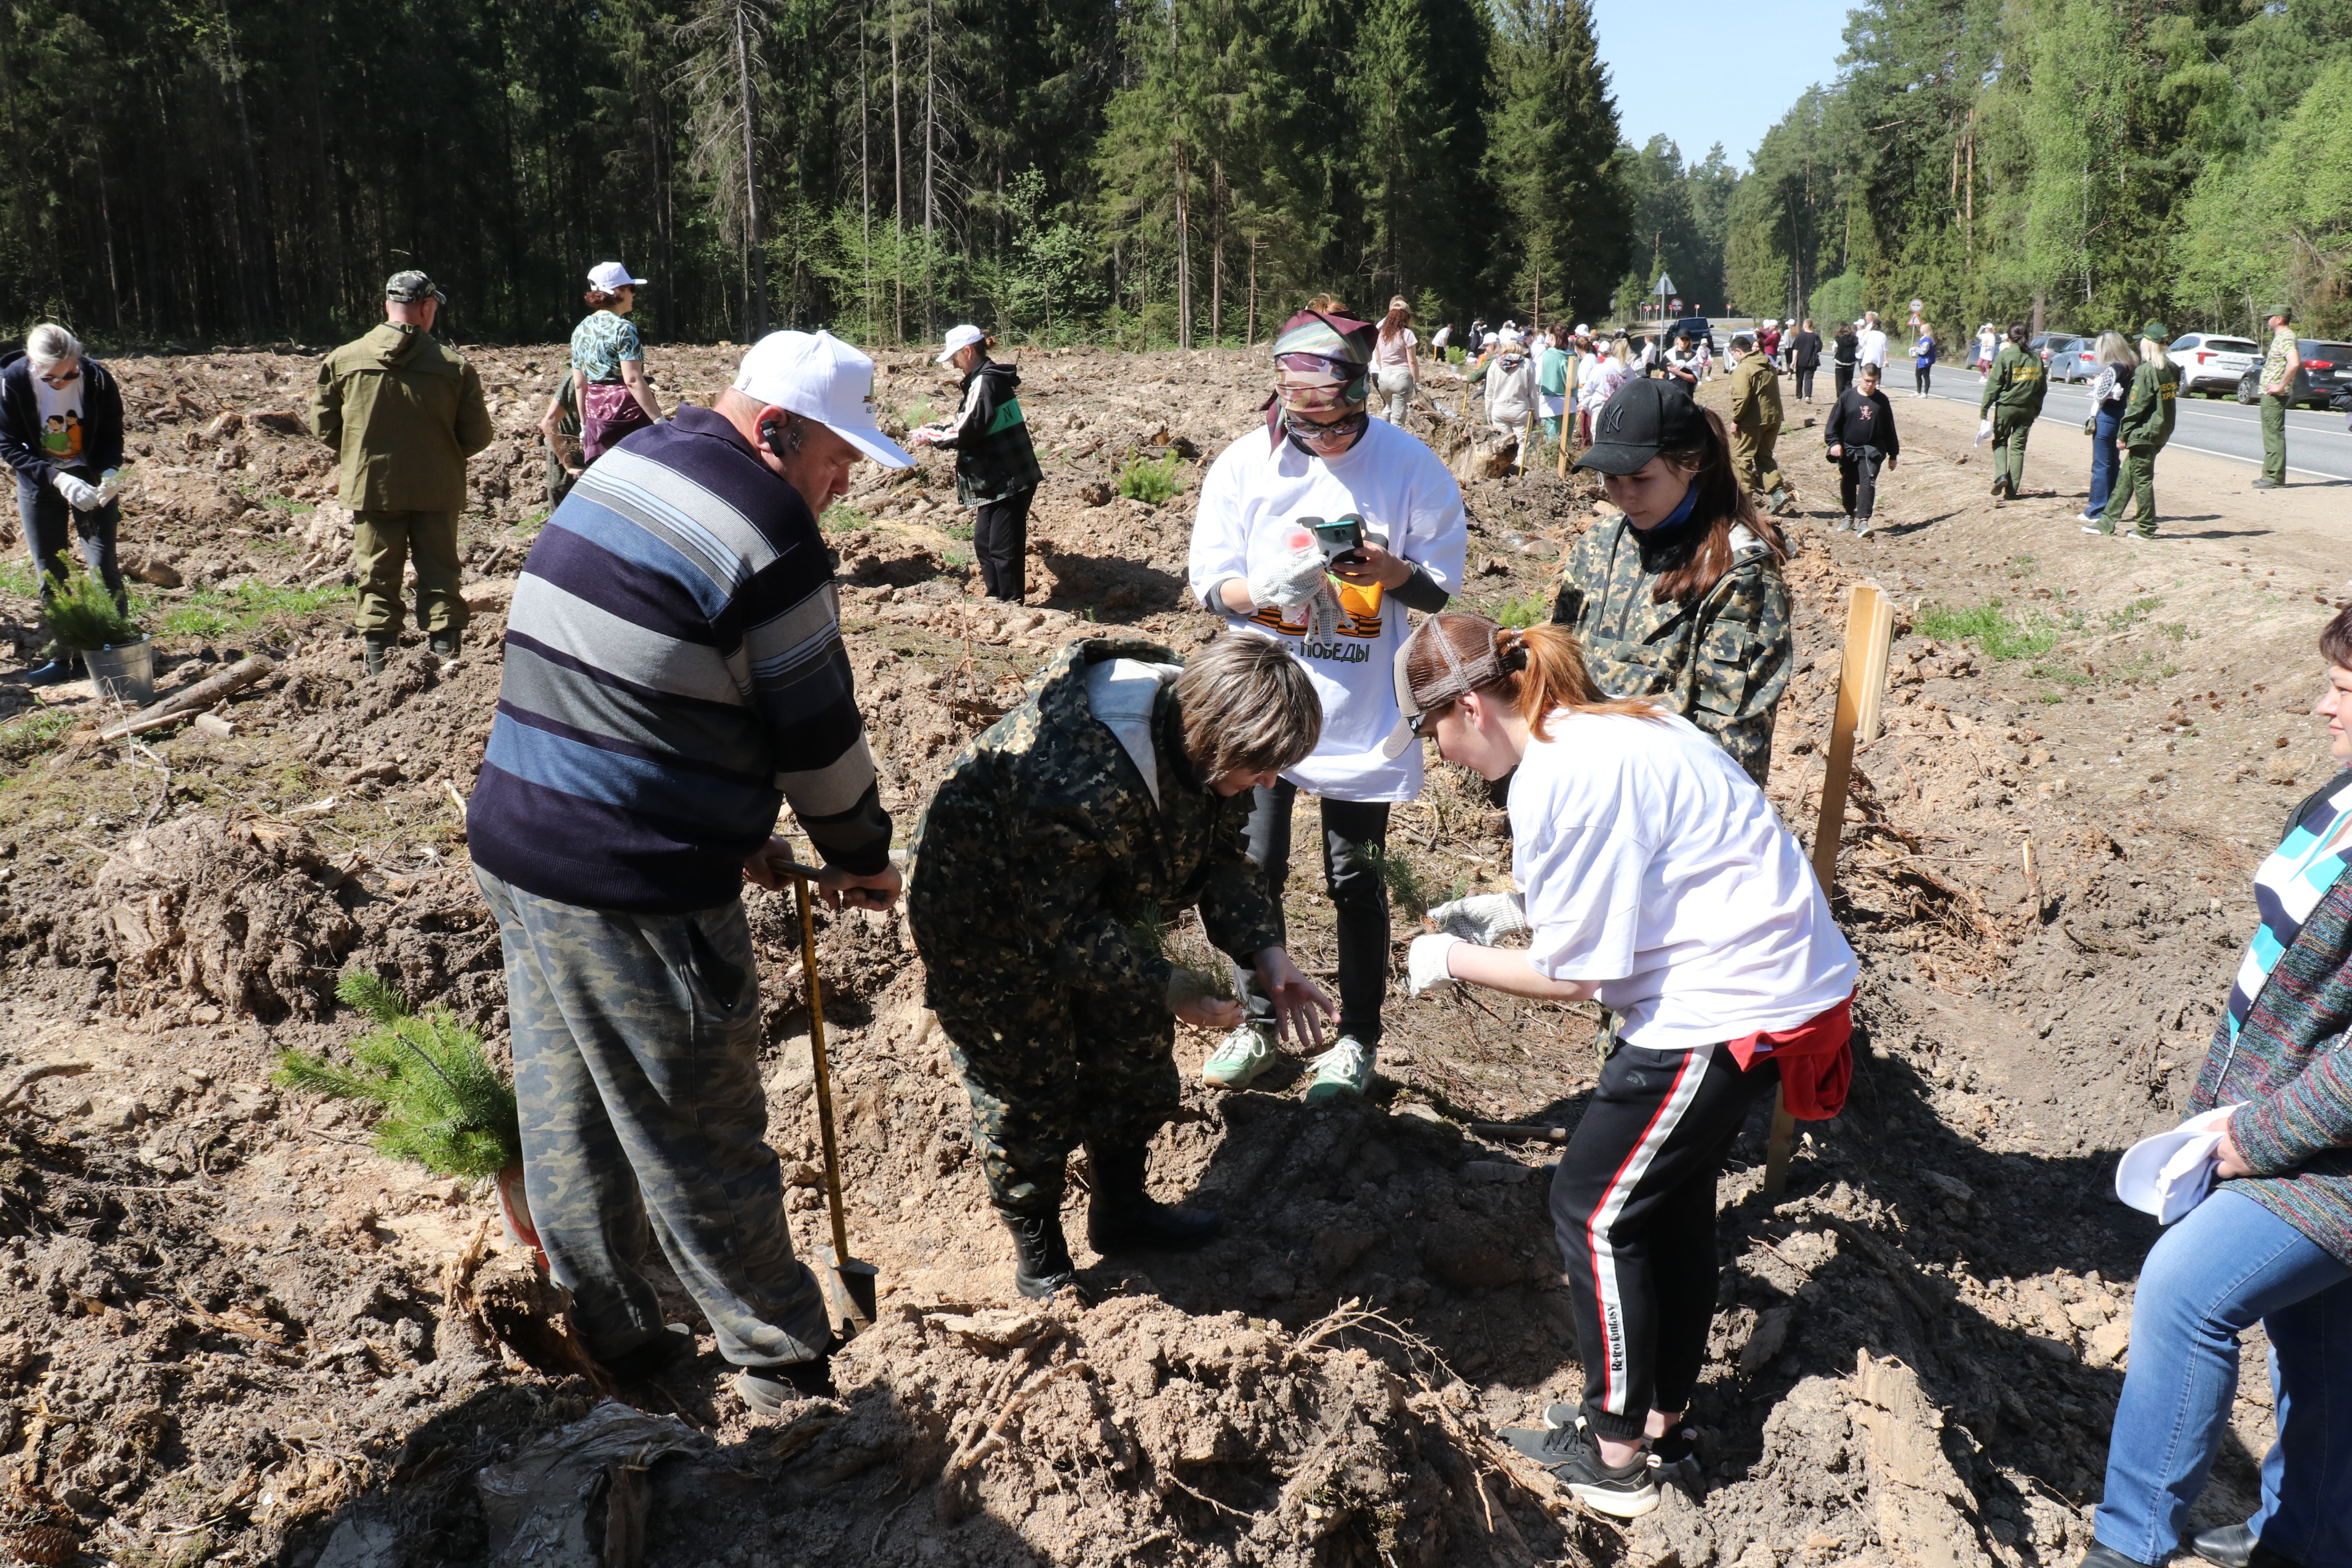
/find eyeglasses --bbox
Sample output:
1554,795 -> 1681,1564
1275,352 -> 1362,380
1284,409 -> 1370,444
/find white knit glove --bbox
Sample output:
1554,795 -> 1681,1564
96,467 -> 123,505
53,472 -> 102,512
1426,892 -> 1529,946
1973,418 -> 1993,446
1407,934 -> 1462,999
1247,545 -> 1332,616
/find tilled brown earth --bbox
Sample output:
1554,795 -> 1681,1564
0,348 -> 2323,1566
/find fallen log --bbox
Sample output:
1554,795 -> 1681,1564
95,655 -> 276,742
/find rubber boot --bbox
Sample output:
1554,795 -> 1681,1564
1085,1141 -> 1221,1253
428,630 -> 459,658
363,635 -> 393,677
2191,1526 -> 2255,1568
24,653 -> 81,686
1002,1209 -> 1078,1299
2080,1543 -> 2161,1568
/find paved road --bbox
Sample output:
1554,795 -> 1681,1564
1909,367 -> 2352,483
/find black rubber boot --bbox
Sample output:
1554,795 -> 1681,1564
1002,1209 -> 1078,1299
428,630 -> 459,657
1085,1141 -> 1221,1253
363,636 -> 392,676
2192,1526 -> 2255,1568
2080,1541 -> 2161,1568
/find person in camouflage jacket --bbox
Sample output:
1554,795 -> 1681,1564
1557,378 -> 1793,787
906,635 -> 1333,1298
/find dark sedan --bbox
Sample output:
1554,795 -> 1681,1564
2236,340 -> 2352,409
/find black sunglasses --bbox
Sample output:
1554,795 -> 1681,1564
1284,408 -> 1370,443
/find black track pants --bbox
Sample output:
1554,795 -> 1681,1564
973,486 -> 1034,601
1550,1040 -> 1780,1442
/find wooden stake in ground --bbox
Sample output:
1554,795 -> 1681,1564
1766,580 -> 1894,1197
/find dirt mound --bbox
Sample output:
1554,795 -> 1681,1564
86,807 -> 358,1020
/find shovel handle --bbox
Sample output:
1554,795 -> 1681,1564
794,873 -> 853,1265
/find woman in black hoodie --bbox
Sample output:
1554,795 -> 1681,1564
919,326 -> 1044,602
1823,359 -> 1899,536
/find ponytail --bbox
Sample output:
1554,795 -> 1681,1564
1408,615 -> 1661,746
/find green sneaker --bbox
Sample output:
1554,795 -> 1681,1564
1304,1035 -> 1375,1103
1202,1023 -> 1276,1090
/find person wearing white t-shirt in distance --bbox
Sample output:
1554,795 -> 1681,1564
1187,307 -> 1468,1103
1855,311 -> 1889,379
1390,612 -> 1857,1518
1371,296 -> 1420,424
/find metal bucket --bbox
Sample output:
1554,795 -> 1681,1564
83,637 -> 155,708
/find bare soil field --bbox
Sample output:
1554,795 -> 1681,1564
0,345 -> 2334,1567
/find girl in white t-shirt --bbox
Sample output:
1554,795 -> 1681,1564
1388,612 -> 1856,1519
1372,296 -> 1420,424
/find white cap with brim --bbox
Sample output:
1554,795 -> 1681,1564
732,329 -> 913,469
937,324 -> 986,365
587,261 -> 650,292
2114,1105 -> 2235,1224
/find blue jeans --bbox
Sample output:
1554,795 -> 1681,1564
2087,407 -> 2123,517
2095,1189 -> 2352,1567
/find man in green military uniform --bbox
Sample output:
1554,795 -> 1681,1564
1724,332 -> 1792,515
2092,321 -> 2180,540
313,270 -> 494,674
1978,320 -> 2045,502
906,635 -> 1334,1299
2256,308 -> 2301,490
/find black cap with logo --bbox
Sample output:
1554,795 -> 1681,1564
1573,377 -> 1709,477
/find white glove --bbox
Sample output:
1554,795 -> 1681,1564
96,467 -> 123,505
1973,417 -> 1993,446
1247,544 -> 1332,615
1407,934 -> 1463,999
1426,892 -> 1529,946
53,472 -> 102,512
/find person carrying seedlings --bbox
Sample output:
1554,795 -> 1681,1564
1391,612 -> 1857,1519
312,270 -> 494,674
906,635 -> 1336,1298
1552,377 -> 1793,786
0,322 -> 128,686
1185,305 -> 1467,1102
2087,323 -> 2180,542
1824,359 -> 1899,536
910,325 -> 1042,603
1978,320 -> 2045,504
2079,604 -> 2352,1568
1723,332 -> 1792,515
467,328 -> 911,1414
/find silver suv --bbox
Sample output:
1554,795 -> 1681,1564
2171,333 -> 2259,397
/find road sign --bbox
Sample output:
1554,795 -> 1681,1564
1670,298 -> 1683,312
1909,298 -> 1924,314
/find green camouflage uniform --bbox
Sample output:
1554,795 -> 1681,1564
2102,356 -> 2181,538
2260,327 -> 2297,486
906,638 -> 1280,1217
1978,341 -> 2046,498
474,866 -> 833,1370
1726,351 -> 1784,499
1551,515 -> 1794,786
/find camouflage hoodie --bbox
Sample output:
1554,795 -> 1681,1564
906,638 -> 1281,1006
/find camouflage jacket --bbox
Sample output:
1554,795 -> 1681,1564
1979,342 -> 2046,417
1726,352 -> 1782,432
906,638 -> 1280,1004
1550,515 -> 1793,786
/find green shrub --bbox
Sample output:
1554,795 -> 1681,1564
1492,593 -> 1546,629
273,968 -> 522,1180
1913,599 -> 2056,661
1116,453 -> 1183,505
43,557 -> 141,650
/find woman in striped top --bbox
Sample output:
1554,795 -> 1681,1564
2085,609 -> 2352,1568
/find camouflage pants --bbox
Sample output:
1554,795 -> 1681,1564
931,975 -> 1181,1218
474,867 -> 831,1368
1730,425 -> 1783,498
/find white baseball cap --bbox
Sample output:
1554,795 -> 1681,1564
587,261 -> 649,292
2114,1106 -> 2235,1224
1573,323 -> 1590,336
936,324 -> 987,365
731,330 -> 912,469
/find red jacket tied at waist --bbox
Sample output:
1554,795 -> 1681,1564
1727,992 -> 1854,1119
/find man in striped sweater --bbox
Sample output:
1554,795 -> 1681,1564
467,329 -> 909,1412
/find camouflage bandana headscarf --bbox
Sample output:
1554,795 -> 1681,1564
1265,309 -> 1378,445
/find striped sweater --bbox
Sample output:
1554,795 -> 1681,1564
467,405 -> 891,913
2189,770 -> 2352,1266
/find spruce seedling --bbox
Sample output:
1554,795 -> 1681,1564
42,555 -> 140,651
274,968 -> 523,1180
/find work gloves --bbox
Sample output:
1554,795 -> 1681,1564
1425,892 -> 1529,946
1248,543 -> 1332,617
97,467 -> 122,505
1407,934 -> 1461,999
53,472 -> 103,512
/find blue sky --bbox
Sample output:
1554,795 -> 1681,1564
1589,0 -> 1858,171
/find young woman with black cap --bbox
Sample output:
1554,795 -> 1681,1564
1551,378 -> 1793,786
1387,611 -> 1858,1517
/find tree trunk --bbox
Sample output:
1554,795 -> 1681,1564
922,0 -> 935,341
735,2 -> 767,339
1210,160 -> 1222,347
891,16 -> 904,344
861,0 -> 872,336
1174,140 -> 1191,350
216,0 -> 274,334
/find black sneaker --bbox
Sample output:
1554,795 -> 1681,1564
733,1336 -> 844,1412
1498,1417 -> 1658,1518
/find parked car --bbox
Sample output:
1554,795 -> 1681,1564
2050,339 -> 2101,383
1667,316 -> 1716,354
2235,340 -> 2352,408
2171,333 -> 2259,397
2027,332 -> 2082,373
